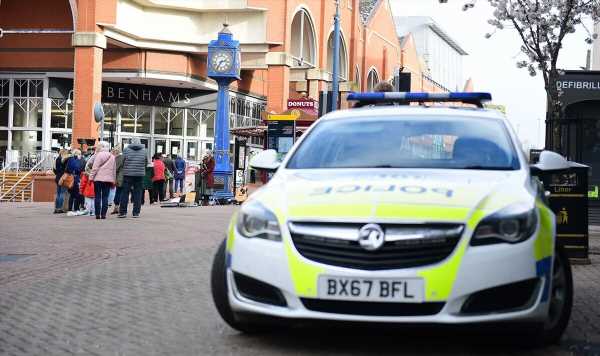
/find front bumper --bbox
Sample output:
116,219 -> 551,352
227,225 -> 551,324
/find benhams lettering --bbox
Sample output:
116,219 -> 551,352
311,185 -> 454,197
105,86 -> 192,104
557,81 -> 600,90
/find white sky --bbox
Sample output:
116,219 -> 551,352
390,0 -> 595,149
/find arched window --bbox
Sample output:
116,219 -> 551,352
326,32 -> 348,80
290,9 -> 317,66
354,65 -> 361,91
366,68 -> 379,91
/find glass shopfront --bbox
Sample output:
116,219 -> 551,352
0,78 -> 45,164
0,76 -> 266,167
47,79 -> 224,162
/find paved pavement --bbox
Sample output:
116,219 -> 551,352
0,203 -> 599,355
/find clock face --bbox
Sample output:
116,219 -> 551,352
211,50 -> 233,73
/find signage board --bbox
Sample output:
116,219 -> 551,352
556,71 -> 600,107
48,78 -> 213,108
267,113 -> 299,121
267,119 -> 296,156
538,165 -> 590,262
287,98 -> 318,116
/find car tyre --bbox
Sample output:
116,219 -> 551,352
529,245 -> 574,346
210,238 -> 275,334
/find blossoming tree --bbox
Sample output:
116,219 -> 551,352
466,0 -> 599,150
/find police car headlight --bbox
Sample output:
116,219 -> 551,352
236,200 -> 281,241
471,203 -> 538,246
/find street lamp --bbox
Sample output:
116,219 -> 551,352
330,0 -> 341,112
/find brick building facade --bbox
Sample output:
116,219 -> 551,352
0,0 -> 458,165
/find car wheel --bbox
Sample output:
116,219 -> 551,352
530,245 -> 574,346
210,239 -> 275,333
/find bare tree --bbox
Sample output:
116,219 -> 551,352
466,0 -> 599,150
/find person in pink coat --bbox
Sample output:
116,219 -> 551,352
90,141 -> 116,219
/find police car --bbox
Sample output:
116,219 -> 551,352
211,92 -> 573,345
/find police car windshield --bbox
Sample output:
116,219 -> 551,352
286,117 -> 520,170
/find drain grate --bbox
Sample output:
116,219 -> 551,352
0,254 -> 36,262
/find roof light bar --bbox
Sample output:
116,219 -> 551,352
347,92 -> 492,108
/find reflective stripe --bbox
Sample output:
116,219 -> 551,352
534,201 -> 554,261
285,241 -> 325,297
376,204 -> 471,221
288,203 -> 472,221
534,201 -> 555,303
418,239 -> 468,301
226,212 -> 237,252
536,256 -> 552,302
417,209 -> 485,301
288,204 -> 373,219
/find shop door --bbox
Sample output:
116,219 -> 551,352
169,140 -> 182,158
186,141 -> 199,161
154,139 -> 167,157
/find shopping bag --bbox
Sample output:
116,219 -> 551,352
58,173 -> 74,190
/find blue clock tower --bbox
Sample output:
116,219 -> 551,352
207,24 -> 241,201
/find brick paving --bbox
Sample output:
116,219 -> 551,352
0,203 -> 599,355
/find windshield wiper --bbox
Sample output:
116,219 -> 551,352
460,165 -> 514,171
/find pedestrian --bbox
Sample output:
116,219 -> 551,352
119,137 -> 147,218
65,149 -> 84,216
89,141 -> 116,219
111,146 -> 125,214
174,155 -> 186,195
142,161 -> 154,205
151,153 -> 166,203
163,153 -> 176,199
52,148 -> 69,214
200,150 -> 215,205
79,167 -> 95,217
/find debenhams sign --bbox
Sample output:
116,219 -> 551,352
102,82 -> 211,107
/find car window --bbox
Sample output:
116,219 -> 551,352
286,116 -> 520,170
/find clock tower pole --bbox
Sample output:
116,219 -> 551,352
208,24 -> 241,202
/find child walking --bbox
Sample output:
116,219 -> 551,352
80,170 -> 95,216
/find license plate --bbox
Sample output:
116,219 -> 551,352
317,276 -> 424,302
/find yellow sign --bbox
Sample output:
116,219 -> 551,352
267,112 -> 300,121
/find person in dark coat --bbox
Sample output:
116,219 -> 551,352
174,155 -> 186,195
200,150 -> 215,205
119,137 -> 147,218
163,154 -> 176,199
111,146 -> 125,214
65,149 -> 84,215
52,148 -> 69,214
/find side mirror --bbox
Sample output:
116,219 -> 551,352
249,149 -> 280,172
531,150 -> 570,173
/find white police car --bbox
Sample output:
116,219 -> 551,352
211,92 -> 573,345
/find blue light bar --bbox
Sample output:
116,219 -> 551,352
347,92 -> 492,108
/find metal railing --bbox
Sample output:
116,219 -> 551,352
0,151 -> 55,202
230,114 -> 262,129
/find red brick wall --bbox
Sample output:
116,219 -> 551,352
0,0 -> 73,29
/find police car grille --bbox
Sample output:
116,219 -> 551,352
289,223 -> 463,270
